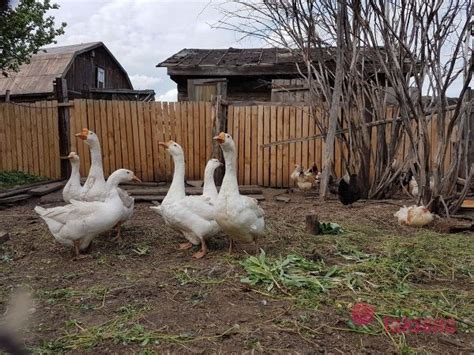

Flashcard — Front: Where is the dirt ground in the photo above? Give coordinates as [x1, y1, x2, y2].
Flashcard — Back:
[0, 189, 472, 354]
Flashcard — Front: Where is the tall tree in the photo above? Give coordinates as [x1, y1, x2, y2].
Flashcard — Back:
[216, 0, 472, 214]
[0, 0, 66, 76]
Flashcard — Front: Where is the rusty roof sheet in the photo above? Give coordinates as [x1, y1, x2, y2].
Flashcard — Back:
[156, 47, 344, 68]
[0, 42, 103, 96]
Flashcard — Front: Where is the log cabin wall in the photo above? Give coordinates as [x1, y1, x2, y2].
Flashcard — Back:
[65, 46, 132, 93]
[173, 76, 296, 102]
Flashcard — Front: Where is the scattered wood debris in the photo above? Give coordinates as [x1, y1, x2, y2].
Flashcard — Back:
[305, 214, 320, 235]
[275, 196, 291, 203]
[0, 231, 10, 244]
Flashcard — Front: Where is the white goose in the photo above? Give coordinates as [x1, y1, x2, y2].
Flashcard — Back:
[75, 128, 137, 241]
[213, 132, 265, 251]
[75, 128, 107, 202]
[202, 158, 223, 200]
[62, 152, 82, 203]
[150, 141, 220, 259]
[35, 169, 139, 258]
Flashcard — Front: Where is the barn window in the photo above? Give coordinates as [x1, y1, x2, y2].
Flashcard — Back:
[96, 67, 105, 88]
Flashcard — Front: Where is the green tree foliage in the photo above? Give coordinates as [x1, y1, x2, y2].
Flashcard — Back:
[0, 0, 66, 76]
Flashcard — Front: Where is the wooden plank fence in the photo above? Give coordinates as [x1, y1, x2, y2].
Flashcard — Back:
[0, 99, 455, 187]
[0, 101, 61, 178]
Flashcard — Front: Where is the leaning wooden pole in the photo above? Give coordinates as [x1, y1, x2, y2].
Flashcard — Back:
[54, 77, 71, 179]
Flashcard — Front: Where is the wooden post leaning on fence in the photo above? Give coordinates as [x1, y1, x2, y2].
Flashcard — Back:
[54, 77, 71, 179]
[211, 95, 228, 185]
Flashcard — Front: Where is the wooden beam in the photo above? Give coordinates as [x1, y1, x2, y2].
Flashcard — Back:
[211, 95, 227, 185]
[54, 77, 71, 178]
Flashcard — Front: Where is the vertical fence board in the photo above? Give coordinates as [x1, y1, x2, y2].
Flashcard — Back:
[263, 106, 270, 186]
[270, 106, 277, 187]
[0, 104, 6, 171]
[282, 106, 290, 187]
[198, 102, 206, 178]
[251, 106, 258, 185]
[236, 107, 244, 183]
[301, 107, 309, 175]
[244, 106, 252, 185]
[257, 106, 264, 186]
[276, 106, 283, 187]
[137, 101, 147, 180]
[289, 106, 296, 186]
[30, 103, 39, 174]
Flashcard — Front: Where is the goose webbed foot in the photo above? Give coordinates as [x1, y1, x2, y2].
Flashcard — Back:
[112, 224, 123, 245]
[179, 242, 193, 250]
[192, 240, 208, 259]
[72, 240, 90, 260]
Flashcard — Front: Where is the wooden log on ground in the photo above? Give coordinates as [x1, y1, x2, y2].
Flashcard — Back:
[124, 185, 262, 196]
[135, 194, 265, 202]
[0, 194, 32, 205]
[186, 180, 203, 188]
[0, 231, 10, 244]
[0, 179, 62, 199]
[276, 196, 291, 203]
[29, 181, 66, 196]
[305, 214, 321, 235]
[119, 181, 165, 187]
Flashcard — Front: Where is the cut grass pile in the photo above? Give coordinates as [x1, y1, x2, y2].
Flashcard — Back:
[239, 222, 473, 351]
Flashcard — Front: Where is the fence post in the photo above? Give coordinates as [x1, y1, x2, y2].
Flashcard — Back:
[211, 95, 227, 185]
[54, 77, 71, 179]
[5, 90, 10, 102]
[468, 87, 473, 172]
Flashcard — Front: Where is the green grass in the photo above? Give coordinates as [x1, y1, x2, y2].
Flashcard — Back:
[239, 223, 474, 351]
[0, 170, 47, 189]
[35, 304, 240, 353]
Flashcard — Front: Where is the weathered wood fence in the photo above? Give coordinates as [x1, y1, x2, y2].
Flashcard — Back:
[0, 99, 455, 187]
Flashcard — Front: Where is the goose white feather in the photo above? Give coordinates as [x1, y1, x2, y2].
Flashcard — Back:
[213, 132, 265, 244]
[35, 169, 139, 256]
[75, 128, 107, 202]
[75, 128, 138, 240]
[62, 152, 82, 203]
[150, 141, 220, 258]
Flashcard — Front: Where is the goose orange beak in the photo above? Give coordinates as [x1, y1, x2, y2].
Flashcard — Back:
[213, 132, 226, 144]
[131, 175, 142, 183]
[75, 128, 89, 140]
[158, 141, 170, 148]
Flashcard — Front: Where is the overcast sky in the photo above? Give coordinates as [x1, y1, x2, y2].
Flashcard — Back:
[48, 0, 469, 100]
[49, 0, 262, 101]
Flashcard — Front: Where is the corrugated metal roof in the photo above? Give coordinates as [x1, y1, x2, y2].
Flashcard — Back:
[0, 42, 103, 96]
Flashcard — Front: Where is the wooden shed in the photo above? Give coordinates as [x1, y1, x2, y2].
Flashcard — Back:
[157, 47, 382, 103]
[0, 42, 155, 102]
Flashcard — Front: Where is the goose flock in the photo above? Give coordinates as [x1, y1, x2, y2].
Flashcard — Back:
[35, 129, 265, 259]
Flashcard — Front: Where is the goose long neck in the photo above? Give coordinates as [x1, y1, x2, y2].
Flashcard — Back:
[70, 160, 80, 183]
[221, 145, 239, 196]
[164, 153, 186, 203]
[89, 141, 104, 181]
[203, 166, 218, 197]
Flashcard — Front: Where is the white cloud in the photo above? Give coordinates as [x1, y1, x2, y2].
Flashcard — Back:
[129, 74, 162, 90]
[49, 0, 259, 100]
[158, 88, 177, 102]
